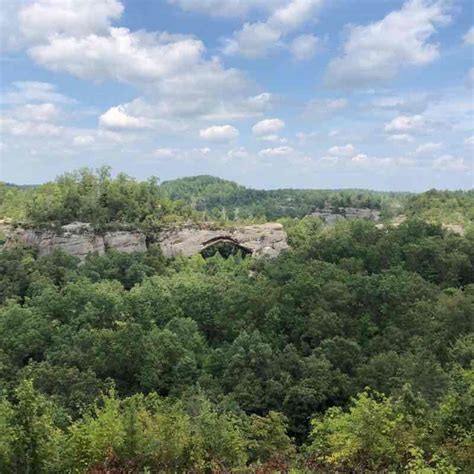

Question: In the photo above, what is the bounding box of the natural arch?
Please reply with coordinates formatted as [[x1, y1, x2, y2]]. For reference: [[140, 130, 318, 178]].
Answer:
[[199, 236, 252, 259]]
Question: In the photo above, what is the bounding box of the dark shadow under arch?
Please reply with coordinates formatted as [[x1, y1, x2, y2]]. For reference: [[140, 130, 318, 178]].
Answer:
[[199, 236, 252, 259]]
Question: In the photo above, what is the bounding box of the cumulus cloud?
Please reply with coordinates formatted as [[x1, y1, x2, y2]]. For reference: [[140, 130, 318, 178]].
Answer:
[[153, 147, 177, 158], [384, 115, 426, 133], [73, 135, 95, 146], [227, 147, 249, 159], [99, 105, 151, 130], [325, 0, 451, 88], [19, 0, 123, 42], [387, 134, 415, 143], [0, 117, 63, 137], [252, 118, 285, 136], [29, 28, 205, 83], [290, 34, 319, 61], [199, 125, 239, 142], [223, 0, 323, 58], [433, 155, 469, 171], [327, 144, 355, 157], [463, 26, 474, 45], [1, 81, 74, 105], [258, 146, 294, 157], [415, 142, 442, 155], [9, 103, 60, 122]]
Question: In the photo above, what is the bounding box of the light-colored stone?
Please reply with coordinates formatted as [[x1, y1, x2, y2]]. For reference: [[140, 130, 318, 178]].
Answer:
[[158, 222, 288, 258], [442, 224, 465, 236], [311, 207, 381, 223], [104, 231, 147, 253]]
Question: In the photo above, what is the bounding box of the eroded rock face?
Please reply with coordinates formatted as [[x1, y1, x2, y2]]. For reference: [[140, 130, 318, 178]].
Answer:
[[2, 221, 288, 259], [158, 222, 288, 258], [311, 207, 381, 223], [3, 222, 146, 260]]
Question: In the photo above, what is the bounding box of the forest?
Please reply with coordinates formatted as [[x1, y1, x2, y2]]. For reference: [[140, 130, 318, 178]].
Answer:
[[0, 169, 473, 473]]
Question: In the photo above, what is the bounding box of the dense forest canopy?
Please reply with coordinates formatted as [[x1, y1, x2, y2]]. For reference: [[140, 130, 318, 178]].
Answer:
[[0, 168, 473, 472]]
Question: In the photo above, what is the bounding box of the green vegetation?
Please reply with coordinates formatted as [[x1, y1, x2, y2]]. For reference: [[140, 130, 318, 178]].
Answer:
[[161, 175, 408, 220], [0, 169, 473, 472]]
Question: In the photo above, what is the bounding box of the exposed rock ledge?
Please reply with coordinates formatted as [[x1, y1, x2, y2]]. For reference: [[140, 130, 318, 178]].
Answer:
[[2, 222, 146, 260], [158, 222, 288, 259], [1, 221, 288, 260], [311, 207, 381, 224]]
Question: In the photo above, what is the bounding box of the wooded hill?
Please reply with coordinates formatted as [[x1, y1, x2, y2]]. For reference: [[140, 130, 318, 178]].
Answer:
[[0, 168, 472, 472]]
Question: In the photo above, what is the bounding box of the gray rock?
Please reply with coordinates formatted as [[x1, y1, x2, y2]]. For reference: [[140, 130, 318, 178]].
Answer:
[[311, 207, 381, 223], [104, 231, 147, 253], [158, 222, 288, 258]]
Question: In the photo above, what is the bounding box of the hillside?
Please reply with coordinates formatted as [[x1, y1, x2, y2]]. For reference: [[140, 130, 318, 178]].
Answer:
[[0, 167, 473, 472], [161, 175, 409, 220]]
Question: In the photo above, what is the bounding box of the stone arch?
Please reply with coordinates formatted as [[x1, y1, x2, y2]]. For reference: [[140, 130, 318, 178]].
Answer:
[[199, 236, 252, 259]]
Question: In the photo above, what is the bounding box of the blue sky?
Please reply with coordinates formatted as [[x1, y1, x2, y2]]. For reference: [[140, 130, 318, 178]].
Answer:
[[0, 0, 472, 190]]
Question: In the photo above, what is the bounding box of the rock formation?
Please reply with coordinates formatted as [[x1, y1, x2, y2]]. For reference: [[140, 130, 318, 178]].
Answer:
[[1, 221, 288, 260], [2, 221, 146, 260], [311, 207, 381, 224], [158, 222, 288, 258]]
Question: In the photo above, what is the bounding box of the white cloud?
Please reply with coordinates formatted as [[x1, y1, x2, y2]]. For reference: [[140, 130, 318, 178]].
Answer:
[[19, 0, 123, 42], [153, 147, 177, 158], [0, 117, 63, 137], [258, 146, 294, 157], [222, 21, 282, 58], [415, 142, 442, 155], [10, 103, 60, 122], [199, 125, 239, 142], [29, 28, 205, 83], [387, 134, 415, 143], [290, 34, 319, 61], [227, 147, 249, 159], [463, 26, 474, 45], [328, 144, 355, 157], [325, 0, 451, 88], [304, 98, 348, 116], [99, 105, 151, 130], [384, 114, 426, 133], [1, 81, 74, 105], [252, 118, 285, 136], [464, 136, 474, 147], [223, 0, 322, 58], [433, 155, 470, 171], [73, 135, 95, 146]]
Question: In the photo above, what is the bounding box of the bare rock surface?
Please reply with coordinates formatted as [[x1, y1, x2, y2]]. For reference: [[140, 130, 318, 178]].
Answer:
[[311, 207, 381, 223], [158, 222, 288, 258], [2, 222, 146, 260], [2, 221, 288, 259]]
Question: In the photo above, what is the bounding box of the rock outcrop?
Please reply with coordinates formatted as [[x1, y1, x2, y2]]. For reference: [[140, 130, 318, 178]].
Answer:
[[3, 222, 146, 260], [2, 221, 288, 260], [158, 222, 288, 258], [311, 207, 381, 224]]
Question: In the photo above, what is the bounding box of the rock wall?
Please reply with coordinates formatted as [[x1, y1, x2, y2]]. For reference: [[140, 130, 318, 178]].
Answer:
[[2, 221, 288, 260], [158, 222, 288, 258], [3, 222, 146, 260]]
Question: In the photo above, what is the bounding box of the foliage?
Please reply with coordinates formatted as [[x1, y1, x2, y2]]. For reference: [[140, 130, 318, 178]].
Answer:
[[0, 169, 472, 471]]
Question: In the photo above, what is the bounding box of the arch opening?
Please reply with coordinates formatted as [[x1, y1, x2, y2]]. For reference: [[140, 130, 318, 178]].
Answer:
[[199, 237, 252, 259]]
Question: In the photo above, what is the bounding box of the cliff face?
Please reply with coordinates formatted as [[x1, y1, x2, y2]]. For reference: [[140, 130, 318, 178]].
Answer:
[[158, 222, 289, 259], [2, 222, 147, 260], [1, 221, 289, 260]]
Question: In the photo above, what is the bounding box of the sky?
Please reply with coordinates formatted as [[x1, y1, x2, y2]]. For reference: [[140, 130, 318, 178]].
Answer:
[[0, 0, 473, 190]]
